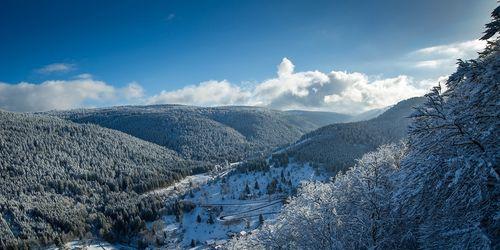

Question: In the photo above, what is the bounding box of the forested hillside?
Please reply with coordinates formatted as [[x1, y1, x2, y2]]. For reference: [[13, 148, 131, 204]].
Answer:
[[281, 110, 352, 131], [347, 106, 388, 122], [47, 105, 351, 163], [0, 111, 210, 248], [229, 8, 499, 249], [274, 97, 425, 173]]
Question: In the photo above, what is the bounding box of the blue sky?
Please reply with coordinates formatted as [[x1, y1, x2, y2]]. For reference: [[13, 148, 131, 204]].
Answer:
[[0, 0, 496, 112]]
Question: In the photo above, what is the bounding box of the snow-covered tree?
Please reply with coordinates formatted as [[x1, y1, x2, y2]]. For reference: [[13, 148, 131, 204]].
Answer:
[[394, 7, 500, 247], [229, 7, 500, 249], [230, 142, 408, 249], [333, 142, 408, 249], [482, 5, 500, 40]]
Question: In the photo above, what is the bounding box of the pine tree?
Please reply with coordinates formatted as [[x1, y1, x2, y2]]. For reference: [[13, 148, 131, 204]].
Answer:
[[259, 214, 264, 225], [481, 6, 500, 40], [244, 183, 251, 194], [207, 214, 215, 224]]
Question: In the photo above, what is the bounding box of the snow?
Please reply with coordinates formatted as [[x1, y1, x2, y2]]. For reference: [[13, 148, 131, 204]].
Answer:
[[49, 240, 136, 250], [143, 162, 239, 199], [272, 137, 312, 154], [54, 162, 328, 249], [161, 162, 328, 248], [144, 173, 212, 197]]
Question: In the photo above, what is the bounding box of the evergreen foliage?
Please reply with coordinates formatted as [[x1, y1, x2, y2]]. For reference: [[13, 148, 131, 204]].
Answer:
[[0, 111, 209, 248], [46, 105, 349, 164]]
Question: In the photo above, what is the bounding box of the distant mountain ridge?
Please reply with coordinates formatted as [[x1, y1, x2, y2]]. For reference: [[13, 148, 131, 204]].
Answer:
[[45, 105, 355, 163], [282, 110, 353, 131], [348, 106, 389, 122], [273, 97, 425, 173]]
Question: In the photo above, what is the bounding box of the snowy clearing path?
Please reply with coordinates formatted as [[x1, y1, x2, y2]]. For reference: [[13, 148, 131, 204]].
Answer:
[[201, 197, 285, 207], [219, 199, 285, 220]]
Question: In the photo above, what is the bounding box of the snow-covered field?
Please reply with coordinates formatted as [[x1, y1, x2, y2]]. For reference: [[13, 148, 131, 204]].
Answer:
[[160, 163, 329, 249], [49, 239, 136, 250], [143, 162, 239, 199]]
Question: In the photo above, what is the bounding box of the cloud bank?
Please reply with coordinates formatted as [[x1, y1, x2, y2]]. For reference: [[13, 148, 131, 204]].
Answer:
[[0, 79, 143, 112], [410, 39, 486, 69], [1, 58, 445, 113], [148, 80, 250, 107], [147, 58, 437, 113]]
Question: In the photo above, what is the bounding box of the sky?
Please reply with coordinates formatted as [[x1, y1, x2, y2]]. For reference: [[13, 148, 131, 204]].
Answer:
[[0, 0, 496, 113]]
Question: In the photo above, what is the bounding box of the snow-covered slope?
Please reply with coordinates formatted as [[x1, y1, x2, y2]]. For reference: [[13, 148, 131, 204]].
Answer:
[[142, 162, 329, 249]]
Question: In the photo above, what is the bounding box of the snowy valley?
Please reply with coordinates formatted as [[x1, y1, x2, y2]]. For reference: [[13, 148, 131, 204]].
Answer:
[[0, 3, 498, 250], [159, 162, 327, 249], [56, 161, 329, 249]]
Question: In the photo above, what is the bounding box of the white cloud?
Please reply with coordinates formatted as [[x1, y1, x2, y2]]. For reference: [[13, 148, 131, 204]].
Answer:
[[36, 63, 76, 74], [251, 60, 331, 107], [277, 57, 295, 77], [147, 80, 251, 106], [414, 59, 446, 69], [412, 40, 486, 58], [1, 58, 444, 113], [74, 73, 93, 79], [250, 59, 439, 112], [122, 82, 145, 100], [410, 40, 486, 69], [0, 77, 143, 112], [323, 75, 430, 113], [147, 58, 439, 113]]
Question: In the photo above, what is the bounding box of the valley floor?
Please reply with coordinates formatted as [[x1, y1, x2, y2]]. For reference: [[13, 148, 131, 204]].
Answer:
[[161, 163, 327, 249], [58, 162, 328, 249]]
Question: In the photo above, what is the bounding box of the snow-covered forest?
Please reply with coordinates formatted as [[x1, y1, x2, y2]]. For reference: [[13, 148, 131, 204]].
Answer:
[[45, 106, 360, 164], [0, 111, 214, 248], [0, 4, 498, 250], [228, 8, 500, 249]]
